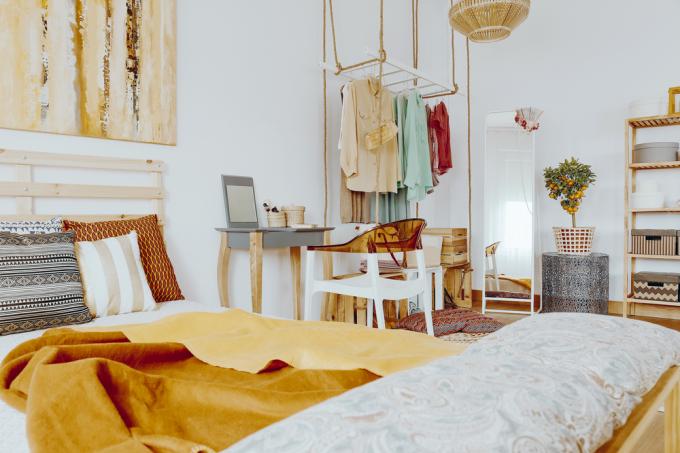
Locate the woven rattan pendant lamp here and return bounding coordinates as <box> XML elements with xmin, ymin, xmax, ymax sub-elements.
<box><xmin>449</xmin><ymin>0</ymin><xmax>530</xmax><ymax>43</ymax></box>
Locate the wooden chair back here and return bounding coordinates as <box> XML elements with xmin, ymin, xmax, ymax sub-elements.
<box><xmin>485</xmin><ymin>241</ymin><xmax>501</xmax><ymax>257</ymax></box>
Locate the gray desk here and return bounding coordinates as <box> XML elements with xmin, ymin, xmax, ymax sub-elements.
<box><xmin>215</xmin><ymin>227</ymin><xmax>334</xmax><ymax>319</ymax></box>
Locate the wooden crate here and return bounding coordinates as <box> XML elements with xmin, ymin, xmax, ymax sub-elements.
<box><xmin>445</xmin><ymin>265</ymin><xmax>473</xmax><ymax>308</ymax></box>
<box><xmin>424</xmin><ymin>228</ymin><xmax>468</xmax><ymax>266</ymax></box>
<box><xmin>331</xmin><ymin>295</ymin><xmax>409</xmax><ymax>327</ymax></box>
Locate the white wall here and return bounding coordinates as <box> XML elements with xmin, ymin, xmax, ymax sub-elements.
<box><xmin>0</xmin><ymin>1</ymin><xmax>466</xmax><ymax>317</ymax></box>
<box><xmin>469</xmin><ymin>0</ymin><xmax>680</xmax><ymax>299</ymax></box>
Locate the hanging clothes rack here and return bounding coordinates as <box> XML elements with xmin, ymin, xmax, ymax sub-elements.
<box><xmin>321</xmin><ymin>0</ymin><xmax>465</xmax><ymax>226</ymax></box>
<box><xmin>320</xmin><ymin>49</ymin><xmax>463</xmax><ymax>100</ymax></box>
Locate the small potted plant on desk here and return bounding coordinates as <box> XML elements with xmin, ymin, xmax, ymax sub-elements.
<box><xmin>544</xmin><ymin>158</ymin><xmax>597</xmax><ymax>255</ymax></box>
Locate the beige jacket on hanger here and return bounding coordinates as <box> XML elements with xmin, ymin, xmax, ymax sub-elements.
<box><xmin>340</xmin><ymin>78</ymin><xmax>398</xmax><ymax>194</ymax></box>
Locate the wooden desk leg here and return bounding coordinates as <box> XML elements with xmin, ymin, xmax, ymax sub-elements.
<box><xmin>321</xmin><ymin>230</ymin><xmax>334</xmax><ymax>321</ymax></box>
<box><xmin>217</xmin><ymin>232</ymin><xmax>231</xmax><ymax>308</ymax></box>
<box><xmin>290</xmin><ymin>246</ymin><xmax>302</xmax><ymax>320</ymax></box>
<box><xmin>249</xmin><ymin>232</ymin><xmax>263</xmax><ymax>314</ymax></box>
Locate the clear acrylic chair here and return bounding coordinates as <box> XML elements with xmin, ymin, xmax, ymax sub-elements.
<box><xmin>304</xmin><ymin>219</ymin><xmax>434</xmax><ymax>336</ymax></box>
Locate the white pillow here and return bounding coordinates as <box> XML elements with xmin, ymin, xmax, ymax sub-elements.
<box><xmin>75</xmin><ymin>231</ymin><xmax>156</xmax><ymax>317</ymax></box>
<box><xmin>0</xmin><ymin>217</ymin><xmax>62</xmax><ymax>234</ymax></box>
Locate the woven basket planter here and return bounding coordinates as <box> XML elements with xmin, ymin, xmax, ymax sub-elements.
<box><xmin>282</xmin><ymin>206</ymin><xmax>305</xmax><ymax>226</ymax></box>
<box><xmin>553</xmin><ymin>227</ymin><xmax>595</xmax><ymax>255</ymax></box>
<box><xmin>449</xmin><ymin>0</ymin><xmax>530</xmax><ymax>43</ymax></box>
<box><xmin>267</xmin><ymin>211</ymin><xmax>287</xmax><ymax>228</ymax></box>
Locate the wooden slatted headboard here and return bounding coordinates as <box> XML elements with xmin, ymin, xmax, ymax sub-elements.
<box><xmin>0</xmin><ymin>149</ymin><xmax>165</xmax><ymax>225</ymax></box>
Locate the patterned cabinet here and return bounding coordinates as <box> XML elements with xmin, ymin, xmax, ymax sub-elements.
<box><xmin>542</xmin><ymin>253</ymin><xmax>609</xmax><ymax>314</ymax></box>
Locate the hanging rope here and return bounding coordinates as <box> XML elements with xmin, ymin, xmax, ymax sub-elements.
<box><xmin>328</xmin><ymin>0</ymin><xmax>341</xmax><ymax>73</ymax></box>
<box><xmin>412</xmin><ymin>0</ymin><xmax>420</xmax><ymax>218</ymax></box>
<box><xmin>328</xmin><ymin>0</ymin><xmax>385</xmax><ymax>75</ymax></box>
<box><xmin>466</xmin><ymin>37</ymin><xmax>472</xmax><ymax>254</ymax></box>
<box><xmin>374</xmin><ymin>0</ymin><xmax>385</xmax><ymax>224</ymax></box>
<box><xmin>322</xmin><ymin>0</ymin><xmax>329</xmax><ymax>227</ymax></box>
<box><xmin>450</xmin><ymin>0</ymin><xmax>459</xmax><ymax>95</ymax></box>
<box><xmin>412</xmin><ymin>0</ymin><xmax>419</xmax><ymax>72</ymax></box>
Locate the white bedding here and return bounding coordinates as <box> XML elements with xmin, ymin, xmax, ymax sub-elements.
<box><xmin>228</xmin><ymin>313</ymin><xmax>680</xmax><ymax>453</ymax></box>
<box><xmin>0</xmin><ymin>300</ymin><xmax>225</xmax><ymax>453</ymax></box>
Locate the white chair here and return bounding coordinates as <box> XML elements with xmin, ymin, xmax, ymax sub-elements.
<box><xmin>403</xmin><ymin>266</ymin><xmax>444</xmax><ymax>314</ymax></box>
<box><xmin>403</xmin><ymin>234</ymin><xmax>444</xmax><ymax>315</ymax></box>
<box><xmin>304</xmin><ymin>219</ymin><xmax>434</xmax><ymax>336</ymax></box>
<box><xmin>485</xmin><ymin>241</ymin><xmax>501</xmax><ymax>291</ymax></box>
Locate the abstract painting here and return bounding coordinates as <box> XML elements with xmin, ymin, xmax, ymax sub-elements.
<box><xmin>0</xmin><ymin>0</ymin><xmax>176</xmax><ymax>145</ymax></box>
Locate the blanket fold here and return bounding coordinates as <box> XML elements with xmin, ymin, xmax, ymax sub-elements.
<box><xmin>0</xmin><ymin>310</ymin><xmax>465</xmax><ymax>452</ymax></box>
<box><xmin>98</xmin><ymin>309</ymin><xmax>464</xmax><ymax>375</ymax></box>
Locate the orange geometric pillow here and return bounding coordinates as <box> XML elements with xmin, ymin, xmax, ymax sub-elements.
<box><xmin>63</xmin><ymin>215</ymin><xmax>184</xmax><ymax>303</ymax></box>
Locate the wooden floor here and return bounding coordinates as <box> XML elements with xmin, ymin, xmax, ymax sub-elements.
<box><xmin>475</xmin><ymin>300</ymin><xmax>675</xmax><ymax>453</ymax></box>
<box><xmin>475</xmin><ymin>300</ymin><xmax>680</xmax><ymax>332</ymax></box>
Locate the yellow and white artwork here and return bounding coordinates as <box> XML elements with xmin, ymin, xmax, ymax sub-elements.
<box><xmin>0</xmin><ymin>0</ymin><xmax>176</xmax><ymax>145</ymax></box>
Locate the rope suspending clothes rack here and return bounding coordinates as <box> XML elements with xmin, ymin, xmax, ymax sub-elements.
<box><xmin>323</xmin><ymin>0</ymin><xmax>462</xmax><ymax>100</ymax></box>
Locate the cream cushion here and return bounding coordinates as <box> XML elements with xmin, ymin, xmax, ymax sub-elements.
<box><xmin>75</xmin><ymin>231</ymin><xmax>156</xmax><ymax>317</ymax></box>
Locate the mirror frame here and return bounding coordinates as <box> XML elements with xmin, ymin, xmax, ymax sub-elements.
<box><xmin>481</xmin><ymin>111</ymin><xmax>539</xmax><ymax>316</ymax></box>
<box><xmin>221</xmin><ymin>175</ymin><xmax>259</xmax><ymax>229</ymax></box>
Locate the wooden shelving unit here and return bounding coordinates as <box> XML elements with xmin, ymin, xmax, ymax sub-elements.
<box><xmin>624</xmin><ymin>113</ymin><xmax>680</xmax><ymax>317</ymax></box>
<box><xmin>630</xmin><ymin>161</ymin><xmax>680</xmax><ymax>170</ymax></box>
<box><xmin>630</xmin><ymin>207</ymin><xmax>680</xmax><ymax>213</ymax></box>
<box><xmin>625</xmin><ymin>298</ymin><xmax>680</xmax><ymax>308</ymax></box>
<box><xmin>629</xmin><ymin>114</ymin><xmax>680</xmax><ymax>129</ymax></box>
<box><xmin>629</xmin><ymin>254</ymin><xmax>680</xmax><ymax>261</ymax></box>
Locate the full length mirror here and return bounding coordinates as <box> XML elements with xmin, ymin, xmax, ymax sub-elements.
<box><xmin>483</xmin><ymin>111</ymin><xmax>536</xmax><ymax>314</ymax></box>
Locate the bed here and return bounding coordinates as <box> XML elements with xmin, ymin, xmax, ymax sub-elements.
<box><xmin>0</xmin><ymin>150</ymin><xmax>678</xmax><ymax>452</ymax></box>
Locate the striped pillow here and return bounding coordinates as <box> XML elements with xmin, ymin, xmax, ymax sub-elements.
<box><xmin>63</xmin><ymin>215</ymin><xmax>184</xmax><ymax>302</ymax></box>
<box><xmin>75</xmin><ymin>231</ymin><xmax>156</xmax><ymax>317</ymax></box>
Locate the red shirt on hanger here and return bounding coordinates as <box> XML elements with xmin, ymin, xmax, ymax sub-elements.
<box><xmin>432</xmin><ymin>102</ymin><xmax>452</xmax><ymax>174</ymax></box>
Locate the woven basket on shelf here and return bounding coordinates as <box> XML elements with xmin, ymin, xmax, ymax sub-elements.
<box><xmin>267</xmin><ymin>211</ymin><xmax>287</xmax><ymax>228</ymax></box>
<box><xmin>283</xmin><ymin>206</ymin><xmax>305</xmax><ymax>226</ymax></box>
<box><xmin>449</xmin><ymin>0</ymin><xmax>530</xmax><ymax>43</ymax></box>
<box><xmin>553</xmin><ymin>227</ymin><xmax>595</xmax><ymax>255</ymax></box>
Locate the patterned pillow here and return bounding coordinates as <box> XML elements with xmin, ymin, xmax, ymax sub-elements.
<box><xmin>0</xmin><ymin>231</ymin><xmax>92</xmax><ymax>335</ymax></box>
<box><xmin>63</xmin><ymin>215</ymin><xmax>183</xmax><ymax>302</ymax></box>
<box><xmin>0</xmin><ymin>217</ymin><xmax>63</xmax><ymax>234</ymax></box>
<box><xmin>395</xmin><ymin>308</ymin><xmax>505</xmax><ymax>337</ymax></box>
<box><xmin>76</xmin><ymin>231</ymin><xmax>157</xmax><ymax>317</ymax></box>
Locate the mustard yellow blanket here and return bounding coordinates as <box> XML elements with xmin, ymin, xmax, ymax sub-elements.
<box><xmin>103</xmin><ymin>309</ymin><xmax>466</xmax><ymax>375</ymax></box>
<box><xmin>0</xmin><ymin>310</ymin><xmax>465</xmax><ymax>452</ymax></box>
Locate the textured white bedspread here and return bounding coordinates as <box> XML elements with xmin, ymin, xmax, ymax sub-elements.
<box><xmin>228</xmin><ymin>313</ymin><xmax>680</xmax><ymax>453</ymax></box>
<box><xmin>0</xmin><ymin>300</ymin><xmax>225</xmax><ymax>453</ymax></box>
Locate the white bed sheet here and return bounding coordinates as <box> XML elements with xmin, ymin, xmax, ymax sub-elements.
<box><xmin>228</xmin><ymin>313</ymin><xmax>680</xmax><ymax>453</ymax></box>
<box><xmin>0</xmin><ymin>300</ymin><xmax>225</xmax><ymax>453</ymax></box>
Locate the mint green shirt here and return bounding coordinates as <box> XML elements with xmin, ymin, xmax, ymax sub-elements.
<box><xmin>403</xmin><ymin>91</ymin><xmax>433</xmax><ymax>202</ymax></box>
<box><xmin>394</xmin><ymin>95</ymin><xmax>408</xmax><ymax>188</ymax></box>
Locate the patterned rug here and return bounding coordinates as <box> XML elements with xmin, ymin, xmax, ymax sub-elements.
<box><xmin>438</xmin><ymin>332</ymin><xmax>493</xmax><ymax>344</ymax></box>
<box><xmin>396</xmin><ymin>308</ymin><xmax>505</xmax><ymax>344</ymax></box>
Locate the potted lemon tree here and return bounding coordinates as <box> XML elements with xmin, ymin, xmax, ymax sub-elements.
<box><xmin>544</xmin><ymin>158</ymin><xmax>597</xmax><ymax>254</ymax></box>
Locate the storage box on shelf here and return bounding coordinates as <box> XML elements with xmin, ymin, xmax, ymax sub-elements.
<box><xmin>632</xmin><ymin>272</ymin><xmax>680</xmax><ymax>303</ymax></box>
<box><xmin>632</xmin><ymin>142</ymin><xmax>679</xmax><ymax>163</ymax></box>
<box><xmin>624</xmin><ymin>113</ymin><xmax>680</xmax><ymax>318</ymax></box>
<box><xmin>630</xmin><ymin>229</ymin><xmax>678</xmax><ymax>256</ymax></box>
